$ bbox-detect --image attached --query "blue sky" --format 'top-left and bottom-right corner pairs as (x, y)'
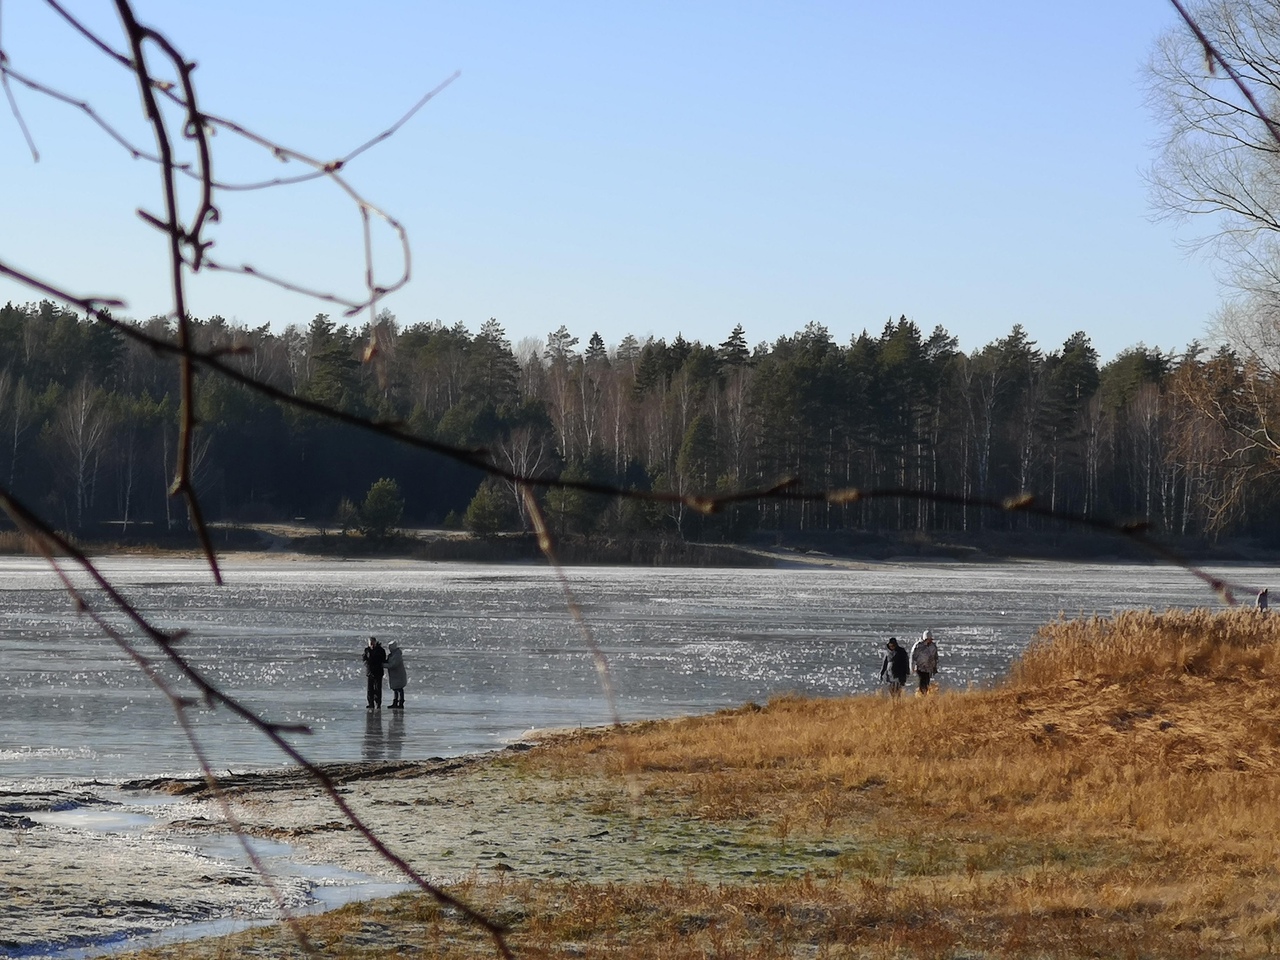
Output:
(0, 1), (1225, 362)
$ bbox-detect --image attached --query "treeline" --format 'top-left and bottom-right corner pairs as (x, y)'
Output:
(0, 300), (1270, 543)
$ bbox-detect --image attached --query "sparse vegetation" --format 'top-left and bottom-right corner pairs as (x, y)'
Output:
(121, 608), (1280, 958)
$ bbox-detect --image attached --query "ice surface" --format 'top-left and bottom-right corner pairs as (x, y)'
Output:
(0, 556), (1265, 786)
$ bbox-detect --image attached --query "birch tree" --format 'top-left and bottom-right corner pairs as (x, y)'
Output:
(57, 378), (113, 530)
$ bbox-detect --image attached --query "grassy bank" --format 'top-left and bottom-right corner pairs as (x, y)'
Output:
(129, 608), (1280, 958)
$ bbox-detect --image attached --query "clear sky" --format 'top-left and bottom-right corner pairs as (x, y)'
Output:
(0, 1), (1227, 362)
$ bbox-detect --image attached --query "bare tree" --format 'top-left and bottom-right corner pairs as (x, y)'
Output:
(1214, 296), (1280, 373)
(0, 369), (39, 489)
(497, 424), (551, 528)
(1147, 0), (1280, 383)
(1149, 2), (1280, 266)
(56, 378), (113, 530)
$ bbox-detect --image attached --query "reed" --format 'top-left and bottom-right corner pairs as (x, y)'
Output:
(0, 530), (43, 555)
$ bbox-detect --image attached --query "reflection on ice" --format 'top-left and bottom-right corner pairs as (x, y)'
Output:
(0, 556), (1269, 784)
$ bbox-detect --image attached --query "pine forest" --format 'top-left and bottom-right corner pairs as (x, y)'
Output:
(1, 300), (1270, 547)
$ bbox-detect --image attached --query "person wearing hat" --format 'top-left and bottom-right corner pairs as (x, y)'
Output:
(385, 640), (408, 709)
(910, 629), (939, 696)
(361, 636), (387, 709)
(880, 637), (909, 698)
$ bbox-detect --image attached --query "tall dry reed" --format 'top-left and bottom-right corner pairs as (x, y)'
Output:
(0, 530), (43, 555)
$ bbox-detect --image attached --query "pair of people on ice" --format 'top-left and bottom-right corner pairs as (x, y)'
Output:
(880, 629), (938, 697)
(362, 636), (409, 709)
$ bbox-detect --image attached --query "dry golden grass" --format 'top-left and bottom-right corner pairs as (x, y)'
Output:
(125, 608), (1280, 959)
(0, 529), (46, 554)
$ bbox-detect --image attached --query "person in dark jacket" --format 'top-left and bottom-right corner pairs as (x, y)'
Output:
(880, 637), (909, 698)
(385, 640), (408, 709)
(362, 636), (386, 709)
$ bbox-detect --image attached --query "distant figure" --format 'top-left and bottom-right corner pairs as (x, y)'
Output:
(880, 638), (909, 698)
(1259, 589), (1269, 612)
(362, 636), (386, 709)
(910, 629), (939, 696)
(386, 640), (408, 709)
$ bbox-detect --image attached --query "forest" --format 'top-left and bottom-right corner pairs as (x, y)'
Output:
(0, 298), (1273, 547)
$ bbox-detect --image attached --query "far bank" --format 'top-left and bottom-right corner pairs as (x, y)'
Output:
(17, 522), (1280, 568)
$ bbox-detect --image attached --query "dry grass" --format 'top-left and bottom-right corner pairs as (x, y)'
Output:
(0, 529), (95, 555)
(0, 529), (49, 554)
(125, 608), (1280, 959)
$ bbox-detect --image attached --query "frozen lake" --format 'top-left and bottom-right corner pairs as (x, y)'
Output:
(0, 555), (1269, 785)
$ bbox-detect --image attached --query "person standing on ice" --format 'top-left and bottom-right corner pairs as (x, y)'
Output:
(910, 629), (939, 696)
(362, 636), (386, 709)
(385, 640), (408, 708)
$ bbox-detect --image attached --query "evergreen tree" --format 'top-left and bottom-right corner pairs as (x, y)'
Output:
(360, 478), (404, 537)
(464, 478), (518, 534)
(718, 324), (750, 368)
(584, 332), (609, 367)
(466, 318), (520, 411)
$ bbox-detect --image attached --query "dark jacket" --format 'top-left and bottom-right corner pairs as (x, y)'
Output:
(362, 643), (387, 676)
(881, 646), (909, 683)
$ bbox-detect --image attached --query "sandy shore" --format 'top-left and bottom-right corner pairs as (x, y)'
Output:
(2, 736), (829, 959)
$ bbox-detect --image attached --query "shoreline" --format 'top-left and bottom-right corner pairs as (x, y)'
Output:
(10, 517), (1280, 568)
(16, 544), (1280, 571)
(0, 752), (531, 959)
(2, 713), (883, 960)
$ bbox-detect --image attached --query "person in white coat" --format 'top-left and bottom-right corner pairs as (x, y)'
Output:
(385, 640), (409, 709)
(910, 629), (938, 696)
